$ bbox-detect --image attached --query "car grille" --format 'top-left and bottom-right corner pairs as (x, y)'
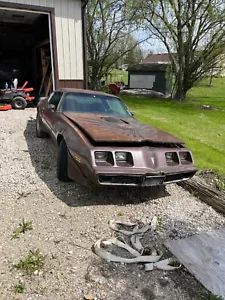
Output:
(164, 171), (196, 183)
(98, 171), (196, 186)
(99, 175), (141, 185)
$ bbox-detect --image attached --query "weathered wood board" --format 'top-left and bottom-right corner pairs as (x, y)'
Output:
(165, 228), (225, 298)
(179, 178), (225, 215)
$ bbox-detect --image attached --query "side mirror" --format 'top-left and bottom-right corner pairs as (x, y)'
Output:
(49, 104), (56, 110)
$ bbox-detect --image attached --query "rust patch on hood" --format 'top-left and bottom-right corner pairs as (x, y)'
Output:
(63, 113), (183, 145)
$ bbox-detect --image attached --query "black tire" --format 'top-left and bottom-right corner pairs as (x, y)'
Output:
(57, 139), (71, 182)
(11, 96), (27, 110)
(36, 114), (48, 138)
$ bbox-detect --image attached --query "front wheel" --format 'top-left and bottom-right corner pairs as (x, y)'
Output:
(11, 96), (27, 110)
(57, 139), (71, 182)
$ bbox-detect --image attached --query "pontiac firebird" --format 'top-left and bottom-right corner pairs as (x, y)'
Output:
(36, 89), (197, 186)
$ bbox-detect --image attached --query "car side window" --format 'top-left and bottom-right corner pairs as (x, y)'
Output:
(48, 92), (63, 108)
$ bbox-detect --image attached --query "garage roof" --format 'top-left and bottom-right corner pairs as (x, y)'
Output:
(128, 63), (169, 72)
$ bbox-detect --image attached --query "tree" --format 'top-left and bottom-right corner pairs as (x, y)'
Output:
(141, 0), (225, 100)
(208, 53), (225, 86)
(123, 37), (144, 65)
(86, 0), (147, 89)
(110, 34), (144, 69)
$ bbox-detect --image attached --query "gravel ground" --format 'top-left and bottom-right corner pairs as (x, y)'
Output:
(0, 108), (225, 300)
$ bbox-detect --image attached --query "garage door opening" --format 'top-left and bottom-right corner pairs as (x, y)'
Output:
(0, 8), (54, 99)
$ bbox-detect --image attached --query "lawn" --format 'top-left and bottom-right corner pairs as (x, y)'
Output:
(122, 78), (225, 175)
(106, 69), (128, 85)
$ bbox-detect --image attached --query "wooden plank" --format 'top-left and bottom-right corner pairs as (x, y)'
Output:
(165, 228), (225, 298)
(179, 178), (225, 215)
(45, 73), (52, 96)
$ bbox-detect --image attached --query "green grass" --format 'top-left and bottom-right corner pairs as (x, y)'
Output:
(14, 249), (46, 275)
(107, 69), (128, 85)
(11, 219), (33, 239)
(122, 78), (225, 175)
(13, 282), (26, 294)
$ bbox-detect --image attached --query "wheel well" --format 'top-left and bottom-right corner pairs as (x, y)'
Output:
(57, 134), (64, 146)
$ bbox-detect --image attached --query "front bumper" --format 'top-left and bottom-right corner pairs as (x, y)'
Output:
(68, 146), (197, 187)
(97, 170), (197, 186)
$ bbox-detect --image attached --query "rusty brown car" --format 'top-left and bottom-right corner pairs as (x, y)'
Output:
(36, 89), (197, 186)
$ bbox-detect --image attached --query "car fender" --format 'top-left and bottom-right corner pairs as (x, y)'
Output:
(56, 116), (94, 179)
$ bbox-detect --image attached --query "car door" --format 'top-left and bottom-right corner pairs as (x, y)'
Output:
(42, 92), (63, 138)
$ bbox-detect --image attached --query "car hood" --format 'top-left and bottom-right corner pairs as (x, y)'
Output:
(63, 113), (183, 145)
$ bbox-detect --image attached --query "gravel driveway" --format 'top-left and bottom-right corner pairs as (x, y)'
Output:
(0, 108), (224, 300)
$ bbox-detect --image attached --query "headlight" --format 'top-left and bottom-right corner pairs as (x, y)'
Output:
(179, 152), (192, 164)
(165, 152), (179, 165)
(115, 152), (128, 161)
(95, 151), (109, 161)
(94, 151), (114, 166)
(115, 152), (134, 166)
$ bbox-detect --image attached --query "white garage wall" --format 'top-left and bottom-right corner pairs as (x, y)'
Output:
(3, 0), (84, 81)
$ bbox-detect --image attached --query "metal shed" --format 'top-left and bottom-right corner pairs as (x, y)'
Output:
(128, 63), (170, 95)
(0, 0), (87, 96)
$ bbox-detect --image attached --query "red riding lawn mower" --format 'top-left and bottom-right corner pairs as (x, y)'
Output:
(0, 81), (35, 111)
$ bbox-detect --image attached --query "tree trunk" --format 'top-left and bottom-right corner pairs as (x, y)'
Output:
(172, 78), (187, 100)
(208, 73), (213, 86)
(89, 74), (102, 90)
(173, 88), (186, 101)
(89, 80), (99, 90)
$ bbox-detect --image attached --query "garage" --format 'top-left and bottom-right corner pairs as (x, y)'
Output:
(0, 9), (53, 96)
(128, 63), (171, 95)
(0, 0), (87, 101)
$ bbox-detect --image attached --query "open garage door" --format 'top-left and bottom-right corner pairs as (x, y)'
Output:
(0, 8), (55, 99)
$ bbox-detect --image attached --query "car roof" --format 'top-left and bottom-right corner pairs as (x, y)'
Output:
(57, 88), (116, 98)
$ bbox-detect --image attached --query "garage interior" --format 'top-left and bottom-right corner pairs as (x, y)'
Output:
(0, 8), (53, 97)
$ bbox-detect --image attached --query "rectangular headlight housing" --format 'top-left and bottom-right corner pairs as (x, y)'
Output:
(165, 152), (179, 166)
(115, 152), (129, 161)
(179, 151), (192, 164)
(94, 151), (114, 166)
(95, 151), (108, 160)
(115, 152), (133, 166)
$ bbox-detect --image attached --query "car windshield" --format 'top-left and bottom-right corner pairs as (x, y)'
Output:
(58, 92), (131, 117)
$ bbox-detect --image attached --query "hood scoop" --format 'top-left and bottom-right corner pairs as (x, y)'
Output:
(100, 116), (130, 124)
